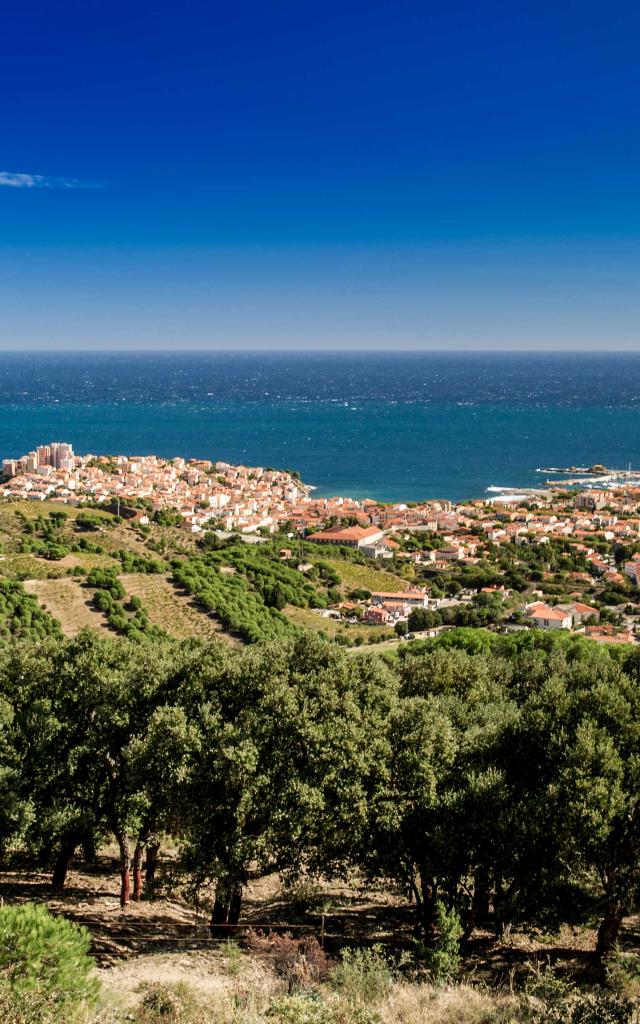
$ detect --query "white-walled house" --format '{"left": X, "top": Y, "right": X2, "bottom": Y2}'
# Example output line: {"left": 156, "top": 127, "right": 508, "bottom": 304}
{"left": 525, "top": 602, "right": 572, "bottom": 630}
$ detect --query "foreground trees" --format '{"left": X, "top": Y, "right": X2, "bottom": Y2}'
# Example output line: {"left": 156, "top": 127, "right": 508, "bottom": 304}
{"left": 176, "top": 636, "right": 396, "bottom": 929}
{"left": 504, "top": 646, "right": 640, "bottom": 957}
{"left": 373, "top": 648, "right": 517, "bottom": 940}
{"left": 0, "top": 628, "right": 639, "bottom": 959}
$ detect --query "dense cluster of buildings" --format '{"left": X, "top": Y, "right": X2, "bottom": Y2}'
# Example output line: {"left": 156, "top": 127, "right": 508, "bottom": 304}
{"left": 1, "top": 443, "right": 312, "bottom": 533}
{"left": 0, "top": 442, "right": 455, "bottom": 538}
{"left": 4, "top": 442, "right": 640, "bottom": 643}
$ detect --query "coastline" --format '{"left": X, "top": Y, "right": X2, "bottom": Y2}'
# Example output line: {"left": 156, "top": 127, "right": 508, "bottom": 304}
{"left": 1, "top": 352, "right": 640, "bottom": 504}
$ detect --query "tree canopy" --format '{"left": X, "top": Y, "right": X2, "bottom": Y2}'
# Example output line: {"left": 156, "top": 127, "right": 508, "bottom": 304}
{"left": 0, "top": 628, "right": 639, "bottom": 959}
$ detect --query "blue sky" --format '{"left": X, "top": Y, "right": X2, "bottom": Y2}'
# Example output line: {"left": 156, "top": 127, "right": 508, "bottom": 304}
{"left": 1, "top": 0, "right": 639, "bottom": 351}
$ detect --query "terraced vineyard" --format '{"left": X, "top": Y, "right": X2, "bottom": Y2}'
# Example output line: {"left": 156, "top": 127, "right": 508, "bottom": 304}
{"left": 121, "top": 573, "right": 235, "bottom": 641}
{"left": 0, "top": 499, "right": 414, "bottom": 647}
{"left": 322, "top": 558, "right": 409, "bottom": 594}
{"left": 24, "top": 577, "right": 112, "bottom": 636}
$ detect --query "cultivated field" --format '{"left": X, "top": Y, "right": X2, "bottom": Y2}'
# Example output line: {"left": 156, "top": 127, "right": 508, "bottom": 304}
{"left": 285, "top": 604, "right": 394, "bottom": 642}
{"left": 121, "top": 573, "right": 237, "bottom": 642}
{"left": 23, "top": 572, "right": 239, "bottom": 644}
{"left": 23, "top": 577, "right": 112, "bottom": 635}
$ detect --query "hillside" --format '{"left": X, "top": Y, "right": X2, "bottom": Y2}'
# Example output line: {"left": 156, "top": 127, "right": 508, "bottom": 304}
{"left": 0, "top": 500, "right": 417, "bottom": 647}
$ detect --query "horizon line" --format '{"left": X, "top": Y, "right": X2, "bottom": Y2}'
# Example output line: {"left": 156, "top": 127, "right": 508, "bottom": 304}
{"left": 1, "top": 348, "right": 640, "bottom": 356}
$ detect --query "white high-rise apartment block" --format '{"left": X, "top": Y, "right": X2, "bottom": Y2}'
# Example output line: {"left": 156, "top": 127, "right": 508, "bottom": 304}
{"left": 32, "top": 442, "right": 76, "bottom": 471}
{"left": 50, "top": 442, "right": 74, "bottom": 469}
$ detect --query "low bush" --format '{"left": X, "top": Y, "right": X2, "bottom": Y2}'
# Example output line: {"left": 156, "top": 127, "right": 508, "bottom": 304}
{"left": 420, "top": 901, "right": 461, "bottom": 982}
{"left": 279, "top": 880, "right": 332, "bottom": 920}
{"left": 0, "top": 902, "right": 99, "bottom": 1022}
{"left": 605, "top": 950, "right": 640, "bottom": 1000}
{"left": 329, "top": 945, "right": 395, "bottom": 1006}
{"left": 247, "top": 932, "right": 328, "bottom": 993}
{"left": 134, "top": 982, "right": 208, "bottom": 1024}
{"left": 521, "top": 964, "right": 639, "bottom": 1024}
{"left": 221, "top": 938, "right": 244, "bottom": 977}
{"left": 266, "top": 992, "right": 380, "bottom": 1024}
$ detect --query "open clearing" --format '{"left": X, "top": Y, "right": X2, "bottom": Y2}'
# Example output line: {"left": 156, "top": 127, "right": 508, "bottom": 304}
{"left": 323, "top": 558, "right": 410, "bottom": 594}
{"left": 0, "top": 499, "right": 114, "bottom": 529}
{"left": 0, "top": 551, "right": 116, "bottom": 580}
{"left": 285, "top": 604, "right": 394, "bottom": 642}
{"left": 24, "top": 573, "right": 241, "bottom": 643}
{"left": 0, "top": 861, "right": 629, "bottom": 1007}
{"left": 121, "top": 573, "right": 239, "bottom": 643}
{"left": 24, "top": 577, "right": 111, "bottom": 635}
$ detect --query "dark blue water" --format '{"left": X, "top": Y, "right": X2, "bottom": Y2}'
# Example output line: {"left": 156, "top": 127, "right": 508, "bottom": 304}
{"left": 1, "top": 352, "right": 639, "bottom": 502}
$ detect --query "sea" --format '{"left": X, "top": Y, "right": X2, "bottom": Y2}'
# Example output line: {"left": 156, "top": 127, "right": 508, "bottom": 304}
{"left": 2, "top": 351, "right": 640, "bottom": 504}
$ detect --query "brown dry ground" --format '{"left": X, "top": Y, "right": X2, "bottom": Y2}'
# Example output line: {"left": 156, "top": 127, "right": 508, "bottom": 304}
{"left": 1, "top": 858, "right": 634, "bottom": 995}
{"left": 2, "top": 860, "right": 640, "bottom": 1023}
{"left": 24, "top": 571, "right": 240, "bottom": 645}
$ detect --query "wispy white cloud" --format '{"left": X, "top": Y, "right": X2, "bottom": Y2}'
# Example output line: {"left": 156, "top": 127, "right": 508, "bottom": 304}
{"left": 0, "top": 171, "right": 101, "bottom": 189}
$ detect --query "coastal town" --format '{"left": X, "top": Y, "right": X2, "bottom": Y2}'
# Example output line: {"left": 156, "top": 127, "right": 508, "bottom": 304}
{"left": 3, "top": 440, "right": 640, "bottom": 646}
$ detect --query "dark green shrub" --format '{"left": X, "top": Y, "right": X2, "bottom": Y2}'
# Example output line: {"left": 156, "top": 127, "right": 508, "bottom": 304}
{"left": 0, "top": 903, "right": 99, "bottom": 1021}
{"left": 421, "top": 901, "right": 461, "bottom": 982}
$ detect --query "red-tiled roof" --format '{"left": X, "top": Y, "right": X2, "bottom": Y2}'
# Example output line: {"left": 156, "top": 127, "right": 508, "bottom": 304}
{"left": 307, "top": 525, "right": 381, "bottom": 542}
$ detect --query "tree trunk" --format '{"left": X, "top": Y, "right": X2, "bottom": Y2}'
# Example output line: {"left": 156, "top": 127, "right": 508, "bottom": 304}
{"left": 410, "top": 880, "right": 423, "bottom": 938}
{"left": 493, "top": 876, "right": 517, "bottom": 938}
{"left": 210, "top": 878, "right": 243, "bottom": 935}
{"left": 418, "top": 881, "right": 438, "bottom": 940}
{"left": 52, "top": 840, "right": 76, "bottom": 890}
{"left": 132, "top": 842, "right": 144, "bottom": 902}
{"left": 596, "top": 903, "right": 625, "bottom": 960}
{"left": 210, "top": 896, "right": 229, "bottom": 933}
{"left": 117, "top": 833, "right": 132, "bottom": 907}
{"left": 461, "top": 904, "right": 476, "bottom": 946}
{"left": 227, "top": 885, "right": 242, "bottom": 932}
{"left": 473, "top": 866, "right": 491, "bottom": 925}
{"left": 82, "top": 834, "right": 97, "bottom": 864}
{"left": 145, "top": 842, "right": 160, "bottom": 887}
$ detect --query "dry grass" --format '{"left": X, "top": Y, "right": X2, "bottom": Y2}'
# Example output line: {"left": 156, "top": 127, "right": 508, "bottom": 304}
{"left": 380, "top": 981, "right": 519, "bottom": 1023}
{"left": 3, "top": 864, "right": 637, "bottom": 1024}
{"left": 23, "top": 577, "right": 111, "bottom": 635}
{"left": 0, "top": 552, "right": 116, "bottom": 581}
{"left": 284, "top": 605, "right": 394, "bottom": 642}
{"left": 0, "top": 499, "right": 114, "bottom": 533}
{"left": 0, "top": 499, "right": 113, "bottom": 521}
{"left": 20, "top": 571, "right": 239, "bottom": 644}
{"left": 322, "top": 559, "right": 410, "bottom": 594}
{"left": 0, "top": 553, "right": 68, "bottom": 579}
{"left": 97, "top": 950, "right": 279, "bottom": 1014}
{"left": 96, "top": 971, "right": 522, "bottom": 1024}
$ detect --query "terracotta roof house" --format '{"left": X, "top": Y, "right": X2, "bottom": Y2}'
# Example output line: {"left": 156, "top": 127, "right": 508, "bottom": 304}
{"left": 307, "top": 525, "right": 384, "bottom": 548}
{"left": 554, "top": 602, "right": 599, "bottom": 626}
{"left": 525, "top": 602, "right": 572, "bottom": 630}
{"left": 364, "top": 606, "right": 391, "bottom": 625}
